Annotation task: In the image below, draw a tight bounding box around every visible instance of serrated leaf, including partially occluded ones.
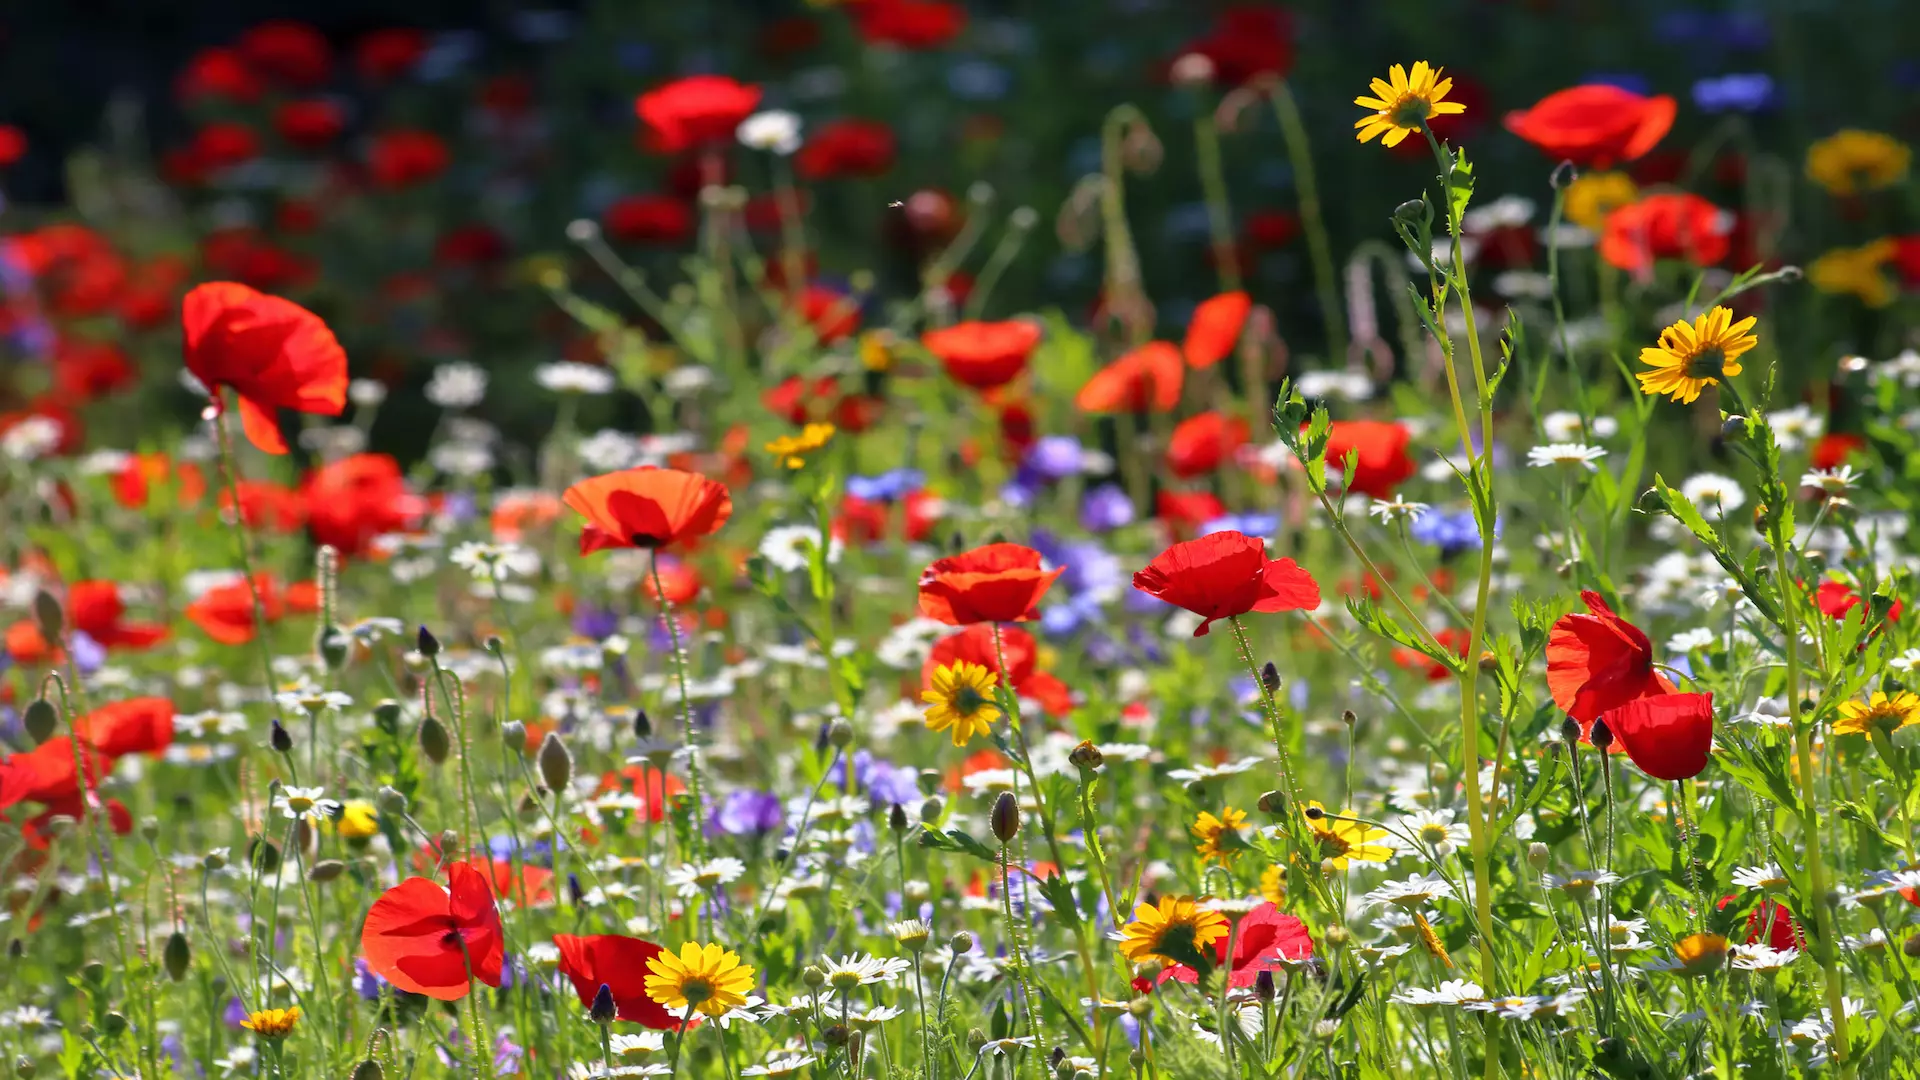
[916,825,999,863]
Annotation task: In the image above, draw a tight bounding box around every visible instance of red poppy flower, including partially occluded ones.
[604,194,694,245]
[553,934,687,1030]
[0,737,110,811]
[1183,292,1252,368]
[1809,433,1867,470]
[922,320,1041,391]
[1504,85,1675,168]
[460,855,554,908]
[563,467,733,554]
[304,454,420,556]
[1546,591,1675,733]
[1605,692,1714,781]
[237,20,332,88]
[763,375,841,425]
[53,338,136,402]
[355,29,426,82]
[1174,5,1293,86]
[918,543,1063,625]
[1717,896,1804,952]
[182,282,348,455]
[1393,626,1471,681]
[491,492,564,542]
[112,453,206,510]
[849,0,967,48]
[367,130,450,188]
[275,100,346,150]
[1166,411,1249,477]
[1077,342,1184,414]
[1599,194,1731,275]
[1159,903,1312,988]
[1133,531,1320,637]
[72,697,175,757]
[186,574,284,645]
[190,122,262,172]
[640,557,703,605]
[176,48,263,104]
[222,480,309,533]
[604,766,687,823]
[66,581,168,650]
[0,126,22,169]
[361,863,504,1000]
[1155,490,1226,534]
[1814,579,1901,623]
[635,76,762,155]
[797,286,860,344]
[796,119,898,180]
[924,625,1074,717]
[1322,420,1417,498]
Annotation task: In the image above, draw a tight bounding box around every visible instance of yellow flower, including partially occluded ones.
[1190,807,1250,864]
[1672,932,1730,976]
[920,661,1002,747]
[1117,895,1229,966]
[858,329,896,372]
[1635,306,1759,404]
[1806,129,1911,196]
[1259,864,1287,906]
[643,942,757,1018]
[1835,690,1920,737]
[1305,801,1394,869]
[334,800,380,840]
[240,1007,301,1039]
[1809,239,1898,308]
[1563,171,1639,232]
[1353,62,1466,148]
[764,422,836,470]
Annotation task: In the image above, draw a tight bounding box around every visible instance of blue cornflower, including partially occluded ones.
[1692,73,1775,113]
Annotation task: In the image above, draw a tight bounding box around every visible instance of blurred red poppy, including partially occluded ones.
[640,557,703,605]
[1155,490,1226,533]
[924,625,1073,717]
[922,320,1041,390]
[176,48,262,104]
[1606,691,1714,780]
[1599,194,1731,275]
[1809,432,1867,470]
[1716,896,1804,952]
[1077,341,1184,414]
[65,582,168,651]
[190,122,261,171]
[0,126,25,168]
[1183,292,1252,368]
[918,543,1063,625]
[563,467,733,554]
[72,697,175,757]
[275,100,346,149]
[1133,531,1319,637]
[237,21,332,88]
[603,194,694,245]
[53,338,136,402]
[222,480,309,533]
[553,934,688,1030]
[797,286,860,344]
[113,452,206,510]
[1322,420,1416,498]
[1166,411,1249,477]
[604,766,687,824]
[849,0,967,48]
[361,863,504,1000]
[796,119,897,179]
[0,737,110,811]
[355,29,426,82]
[183,282,348,455]
[1546,591,1676,737]
[1160,902,1313,987]
[368,130,450,188]
[186,573,283,645]
[1814,579,1901,622]
[1505,85,1676,168]
[635,76,762,154]
[1393,626,1471,681]
[304,453,420,556]
[1175,5,1293,86]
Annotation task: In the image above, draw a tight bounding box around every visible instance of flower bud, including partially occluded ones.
[16,1056,35,1079]
[1589,718,1614,752]
[1559,717,1582,747]
[249,837,281,874]
[1254,969,1276,1002]
[991,791,1021,843]
[919,796,944,823]
[204,848,229,871]
[590,983,617,1024]
[22,699,58,745]
[372,699,403,734]
[828,718,854,748]
[418,716,451,764]
[317,625,350,671]
[1720,414,1747,440]
[309,859,347,883]
[632,709,653,740]
[802,966,827,989]
[1257,790,1286,815]
[140,816,160,841]
[164,930,191,981]
[965,1029,987,1053]
[352,1059,384,1080]
[32,590,63,640]
[1260,662,1281,695]
[376,786,409,815]
[416,625,440,658]
[888,804,909,833]
[270,719,294,754]
[1527,842,1549,870]
[538,732,574,792]
[950,931,974,954]
[501,720,526,749]
[101,1013,127,1038]
[1068,740,1104,772]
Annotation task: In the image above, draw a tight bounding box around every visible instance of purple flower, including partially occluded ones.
[1080,484,1135,532]
[1023,436,1086,482]
[712,789,784,836]
[1692,73,1775,113]
[1409,508,1491,558]
[848,469,925,502]
[1200,514,1277,539]
[572,605,620,641]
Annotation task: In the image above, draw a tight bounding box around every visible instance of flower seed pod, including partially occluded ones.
[538,732,573,793]
[1068,740,1104,772]
[828,718,854,748]
[418,716,450,764]
[991,791,1020,843]
[309,859,347,883]
[249,837,281,874]
[22,698,58,745]
[501,720,526,750]
[919,796,944,823]
[1527,842,1549,871]
[1257,789,1286,815]
[415,625,440,658]
[102,1013,127,1038]
[371,700,403,735]
[164,930,191,981]
[351,1059,385,1080]
[32,590,63,640]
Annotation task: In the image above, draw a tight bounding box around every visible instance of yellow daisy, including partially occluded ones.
[1809,240,1898,308]
[764,422,836,470]
[1304,801,1394,869]
[1635,305,1759,404]
[643,941,757,1018]
[1834,690,1920,737]
[240,1007,301,1039]
[1672,932,1730,977]
[1563,171,1639,232]
[920,661,1002,747]
[1805,129,1910,197]
[1190,807,1250,864]
[1353,62,1467,148]
[1259,864,1287,906]
[334,800,380,840]
[1117,895,1229,966]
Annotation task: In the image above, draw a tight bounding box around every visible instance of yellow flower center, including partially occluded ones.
[1686,347,1728,381]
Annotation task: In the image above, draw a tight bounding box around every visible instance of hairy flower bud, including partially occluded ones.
[538,732,573,793]
[418,716,450,764]
[991,791,1021,843]
[22,698,58,745]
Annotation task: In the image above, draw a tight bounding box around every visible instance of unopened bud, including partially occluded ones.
[538,732,574,792]
[1527,842,1549,870]
[22,699,58,744]
[309,859,347,883]
[632,709,653,740]
[1260,662,1281,695]
[950,931,974,954]
[1068,740,1104,772]
[501,720,526,749]
[991,791,1021,843]
[828,718,854,748]
[1721,415,1747,440]
[888,804,909,833]
[351,1060,384,1080]
[1254,969,1276,1002]
[164,930,191,981]
[419,716,450,764]
[590,983,617,1024]
[32,591,63,640]
[1590,719,1614,752]
[416,625,440,658]
[372,700,403,735]
[376,786,409,815]
[270,719,294,754]
[317,625,350,671]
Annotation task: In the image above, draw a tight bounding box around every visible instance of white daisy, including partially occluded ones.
[536,362,617,395]
[1526,443,1607,472]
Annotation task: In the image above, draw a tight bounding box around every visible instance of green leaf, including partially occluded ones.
[1444,146,1475,226]
[1034,872,1083,928]
[916,825,999,863]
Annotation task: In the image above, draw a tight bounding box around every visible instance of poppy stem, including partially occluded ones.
[211,390,287,731]
[1191,106,1241,295]
[652,551,709,859]
[1267,80,1345,364]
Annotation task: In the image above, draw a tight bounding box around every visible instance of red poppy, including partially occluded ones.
[1717,896,1804,952]
[112,453,207,510]
[1809,433,1867,470]
[0,737,110,811]
[1504,85,1676,168]
[796,119,898,180]
[1155,490,1226,534]
[603,194,694,245]
[0,126,22,169]
[1174,5,1293,86]
[186,574,283,645]
[1393,626,1471,681]
[53,337,136,402]
[1814,579,1902,623]
[182,282,348,455]
[1321,420,1416,498]
[222,480,309,532]
[1243,211,1299,251]
[604,765,687,823]
[1166,411,1249,478]
[176,48,262,104]
[917,543,1063,625]
[360,863,504,1000]
[1183,292,1252,368]
[763,375,841,425]
[1599,194,1731,276]
[1077,342,1184,414]
[491,492,564,542]
[635,76,762,155]
[435,224,509,267]
[1605,692,1714,780]
[460,855,555,908]
[190,122,262,172]
[922,320,1041,391]
[355,29,426,82]
[72,697,175,758]
[563,467,733,554]
[849,0,966,48]
[65,582,168,650]
[553,934,687,1030]
[275,100,346,149]
[924,625,1074,717]
[797,286,860,344]
[367,130,450,188]
[1159,903,1313,988]
[1546,591,1675,735]
[237,20,332,88]
[304,453,420,556]
[640,557,703,605]
[1133,531,1320,638]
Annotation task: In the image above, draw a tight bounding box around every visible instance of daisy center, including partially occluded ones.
[679,977,713,1005]
[952,685,990,715]
[1389,96,1432,127]
[1685,346,1728,381]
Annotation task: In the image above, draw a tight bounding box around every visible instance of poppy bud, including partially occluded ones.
[352,1059,385,1080]
[140,816,160,841]
[271,719,294,754]
[991,791,1021,843]
[438,830,461,858]
[1340,709,1357,728]
[950,930,974,954]
[317,625,350,671]
[309,859,346,883]
[632,709,653,740]
[1590,718,1614,751]
[538,732,573,792]
[1261,662,1281,695]
[802,965,827,989]
[250,837,281,874]
[501,720,526,749]
[828,718,854,748]
[32,590,62,640]
[204,849,229,871]
[1559,717,1582,746]
[1257,790,1286,815]
[920,796,944,823]
[1253,969,1276,1002]
[590,983,617,1024]
[376,786,408,815]
[888,804,909,833]
[1302,803,1325,821]
[15,1056,33,1078]
[416,625,440,658]
[372,700,403,735]
[1527,842,1549,870]
[965,1029,987,1053]
[419,716,450,764]
[1904,934,1920,960]
[81,961,106,986]
[164,930,191,981]
[102,1013,127,1038]
[22,698,58,745]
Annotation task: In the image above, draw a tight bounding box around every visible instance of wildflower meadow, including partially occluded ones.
[5,4,1920,1078]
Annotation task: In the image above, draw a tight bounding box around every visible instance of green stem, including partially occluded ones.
[1269,81,1346,362]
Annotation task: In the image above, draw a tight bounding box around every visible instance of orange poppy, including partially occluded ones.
[917,543,1063,625]
[1166,411,1250,477]
[1504,85,1675,168]
[182,282,348,454]
[1183,291,1252,368]
[922,320,1041,390]
[1077,341,1184,413]
[562,467,732,555]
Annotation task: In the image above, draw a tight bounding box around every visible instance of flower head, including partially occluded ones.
[917,543,1063,625]
[921,661,1002,746]
[1805,129,1910,196]
[1131,531,1320,637]
[1835,690,1920,737]
[1305,802,1394,869]
[240,1007,301,1039]
[1191,807,1251,863]
[764,423,836,470]
[1636,306,1758,404]
[562,467,732,554]
[1118,895,1229,968]
[1354,62,1466,148]
[643,942,757,1018]
[183,283,347,455]
[554,934,688,1031]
